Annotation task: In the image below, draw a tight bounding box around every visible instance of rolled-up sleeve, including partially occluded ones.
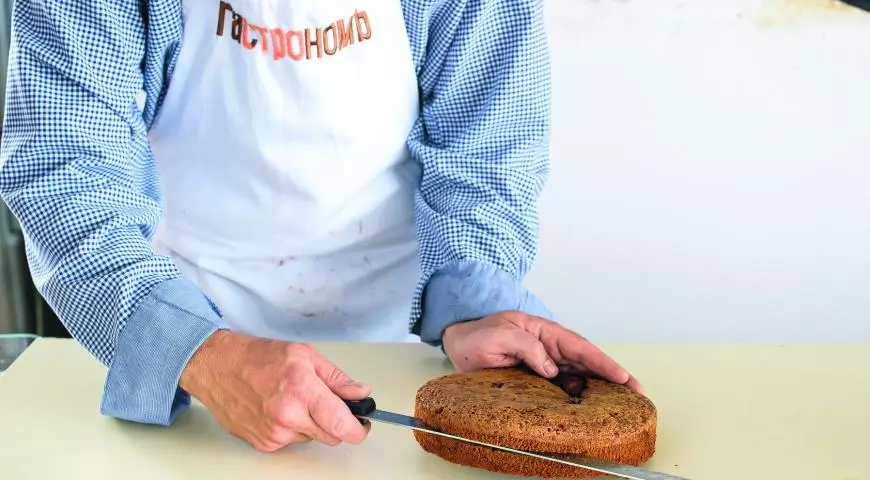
[0,1,224,425]
[403,0,553,345]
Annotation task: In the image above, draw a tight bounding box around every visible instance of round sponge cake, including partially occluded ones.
[412,368,657,478]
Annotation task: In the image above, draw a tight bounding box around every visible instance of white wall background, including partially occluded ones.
[527,0,870,343]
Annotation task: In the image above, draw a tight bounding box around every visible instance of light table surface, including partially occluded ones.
[0,338,867,479]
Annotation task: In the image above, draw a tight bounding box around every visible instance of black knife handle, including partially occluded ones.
[344,397,377,417]
[841,0,870,13]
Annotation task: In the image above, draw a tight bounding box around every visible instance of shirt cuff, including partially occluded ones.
[418,260,553,346]
[100,277,226,425]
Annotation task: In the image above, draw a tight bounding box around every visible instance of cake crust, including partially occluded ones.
[413,368,657,478]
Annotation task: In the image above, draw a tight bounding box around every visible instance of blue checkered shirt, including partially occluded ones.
[0,0,552,425]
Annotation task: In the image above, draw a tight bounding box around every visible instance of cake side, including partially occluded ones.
[413,429,656,478]
[412,368,657,478]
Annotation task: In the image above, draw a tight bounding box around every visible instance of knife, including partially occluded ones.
[344,398,691,480]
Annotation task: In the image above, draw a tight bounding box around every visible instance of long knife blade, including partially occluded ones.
[345,399,690,480]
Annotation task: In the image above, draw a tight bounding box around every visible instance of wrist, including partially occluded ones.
[179,329,233,396]
[441,320,474,357]
[441,322,460,346]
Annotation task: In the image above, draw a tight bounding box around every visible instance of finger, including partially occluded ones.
[251,429,313,452]
[287,387,344,446]
[269,370,345,447]
[271,395,342,447]
[268,430,315,448]
[625,375,646,395]
[501,329,558,378]
[557,362,645,395]
[213,410,292,453]
[311,354,372,400]
[554,331,631,385]
[308,382,369,445]
[297,413,343,447]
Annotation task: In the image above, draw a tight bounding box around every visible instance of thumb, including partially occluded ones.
[311,355,372,399]
[502,329,558,378]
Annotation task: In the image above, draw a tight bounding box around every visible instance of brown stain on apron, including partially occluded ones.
[751,0,870,27]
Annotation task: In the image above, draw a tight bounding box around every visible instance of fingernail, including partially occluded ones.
[544,360,558,376]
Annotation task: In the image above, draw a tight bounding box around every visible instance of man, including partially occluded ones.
[0,0,642,451]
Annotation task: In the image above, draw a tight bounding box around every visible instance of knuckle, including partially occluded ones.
[331,416,349,437]
[325,365,349,385]
[252,438,281,453]
[267,397,304,428]
[251,443,269,452]
[281,342,312,362]
[287,341,314,355]
[540,317,559,329]
[270,408,294,428]
[282,366,308,387]
[325,434,342,446]
[274,408,302,430]
[263,442,283,453]
[265,428,294,446]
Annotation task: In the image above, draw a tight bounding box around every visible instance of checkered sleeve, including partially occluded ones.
[403,0,554,345]
[0,1,223,424]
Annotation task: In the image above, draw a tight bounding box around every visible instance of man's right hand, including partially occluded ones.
[179,330,371,452]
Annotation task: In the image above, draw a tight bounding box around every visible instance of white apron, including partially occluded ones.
[148,0,422,342]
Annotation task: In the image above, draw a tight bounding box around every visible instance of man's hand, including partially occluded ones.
[442,312,644,394]
[180,330,371,452]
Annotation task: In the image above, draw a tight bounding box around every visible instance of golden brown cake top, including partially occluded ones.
[415,368,657,454]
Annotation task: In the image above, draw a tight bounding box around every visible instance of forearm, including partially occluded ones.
[0,1,224,425]
[403,0,552,344]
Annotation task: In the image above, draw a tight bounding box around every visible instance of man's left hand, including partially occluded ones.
[441,311,644,394]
